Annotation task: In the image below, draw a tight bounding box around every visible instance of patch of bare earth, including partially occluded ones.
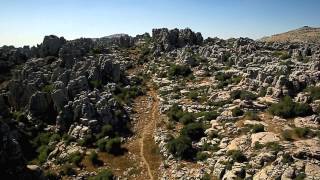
[81,85,162,179]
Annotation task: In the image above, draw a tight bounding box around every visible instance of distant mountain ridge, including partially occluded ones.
[260,26,320,44]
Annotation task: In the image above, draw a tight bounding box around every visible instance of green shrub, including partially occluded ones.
[197,111,219,121]
[251,124,265,133]
[50,133,61,142]
[254,142,264,150]
[273,51,291,60]
[89,151,101,166]
[12,111,28,122]
[168,64,192,78]
[265,142,283,152]
[97,139,108,151]
[90,80,102,89]
[188,91,199,101]
[166,104,184,122]
[61,164,76,176]
[196,152,209,161]
[114,85,145,104]
[37,145,50,164]
[282,153,294,164]
[42,84,55,93]
[89,169,114,180]
[245,111,260,120]
[294,173,306,180]
[105,137,121,154]
[227,150,247,163]
[232,107,244,117]
[62,134,75,145]
[45,171,59,180]
[78,134,95,147]
[97,124,114,139]
[201,173,211,180]
[230,90,257,100]
[269,96,313,118]
[180,123,205,141]
[167,135,195,160]
[68,151,83,166]
[180,113,195,125]
[304,86,320,101]
[294,127,311,138]
[32,133,52,147]
[282,130,294,141]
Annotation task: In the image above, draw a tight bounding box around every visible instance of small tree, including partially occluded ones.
[180,123,205,141]
[167,135,195,160]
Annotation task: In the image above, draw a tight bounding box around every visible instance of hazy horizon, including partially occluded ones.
[1,0,320,47]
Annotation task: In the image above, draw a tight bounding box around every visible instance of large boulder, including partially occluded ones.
[0,122,24,177]
[251,132,280,147]
[39,35,66,57]
[152,28,203,51]
[28,91,54,120]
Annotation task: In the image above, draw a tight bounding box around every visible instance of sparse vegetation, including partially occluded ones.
[269,96,313,118]
[167,135,195,160]
[230,90,257,100]
[180,122,205,141]
[168,64,192,78]
[232,107,244,117]
[227,150,247,163]
[89,169,114,180]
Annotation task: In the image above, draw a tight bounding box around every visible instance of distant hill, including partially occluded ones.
[260,26,320,44]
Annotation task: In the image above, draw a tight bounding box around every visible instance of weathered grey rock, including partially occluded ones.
[39,35,66,57]
[305,162,320,179]
[251,132,280,147]
[0,122,24,176]
[28,91,52,118]
[67,76,89,98]
[293,139,320,160]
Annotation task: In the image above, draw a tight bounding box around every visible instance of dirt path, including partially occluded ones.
[139,88,159,180]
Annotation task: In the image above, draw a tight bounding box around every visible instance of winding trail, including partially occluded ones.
[139,88,159,180]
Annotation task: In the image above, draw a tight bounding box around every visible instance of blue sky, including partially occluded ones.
[1,0,319,47]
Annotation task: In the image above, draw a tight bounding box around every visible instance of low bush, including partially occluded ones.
[89,80,102,89]
[196,151,209,161]
[97,124,114,139]
[37,145,51,164]
[89,169,114,180]
[294,127,312,138]
[168,64,192,78]
[180,113,195,125]
[167,135,195,160]
[227,150,247,163]
[68,151,83,167]
[254,142,264,150]
[282,153,294,164]
[281,130,294,141]
[42,84,55,93]
[61,164,76,176]
[197,111,219,121]
[89,151,101,166]
[230,90,257,100]
[304,86,320,101]
[265,142,283,152]
[269,96,313,118]
[180,123,205,141]
[105,137,121,154]
[232,107,244,117]
[62,134,75,145]
[250,124,265,133]
[188,91,199,101]
[96,138,107,151]
[245,111,260,120]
